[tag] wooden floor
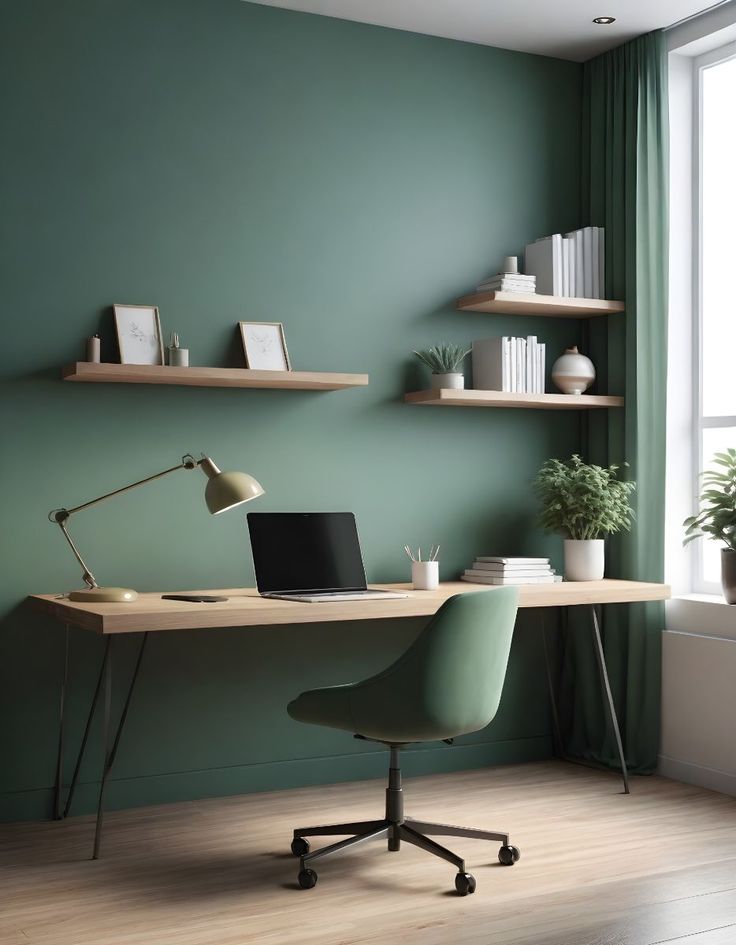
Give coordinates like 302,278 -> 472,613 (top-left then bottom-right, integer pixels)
2,761 -> 736,945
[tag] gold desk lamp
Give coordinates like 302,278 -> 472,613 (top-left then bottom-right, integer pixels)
49,453 -> 264,602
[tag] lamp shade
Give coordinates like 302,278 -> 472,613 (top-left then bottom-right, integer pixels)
200,457 -> 265,514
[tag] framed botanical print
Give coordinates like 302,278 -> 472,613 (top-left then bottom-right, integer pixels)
114,304 -> 164,365
239,321 -> 291,371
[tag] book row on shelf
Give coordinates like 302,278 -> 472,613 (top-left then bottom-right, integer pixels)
525,226 -> 605,299
472,336 -> 545,395
461,557 -> 559,586
469,226 -> 606,301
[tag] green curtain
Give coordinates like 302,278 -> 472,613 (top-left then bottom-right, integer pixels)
558,31 -> 669,774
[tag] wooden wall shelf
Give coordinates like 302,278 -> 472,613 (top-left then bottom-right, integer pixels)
456,291 -> 625,318
405,389 -> 623,410
62,362 -> 369,391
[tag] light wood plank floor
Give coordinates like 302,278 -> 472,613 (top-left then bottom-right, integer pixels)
2,761 -> 736,945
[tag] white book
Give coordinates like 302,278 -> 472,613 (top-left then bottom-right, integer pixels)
470,567 -> 555,577
597,227 -> 605,298
565,230 -> 584,297
462,574 -> 556,586
526,336 -> 536,396
537,344 -> 547,394
509,337 -> 517,392
503,337 -> 511,391
552,233 -> 563,295
582,227 -> 594,298
592,228 -> 600,298
525,235 -> 562,296
517,337 -> 526,392
472,561 -> 554,571
561,238 -> 570,297
472,338 -> 506,391
476,556 -> 550,564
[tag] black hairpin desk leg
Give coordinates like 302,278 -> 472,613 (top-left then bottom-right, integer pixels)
92,632 -> 149,859
590,605 -> 630,795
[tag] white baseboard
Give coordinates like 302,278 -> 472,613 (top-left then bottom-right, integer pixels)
658,754 -> 736,796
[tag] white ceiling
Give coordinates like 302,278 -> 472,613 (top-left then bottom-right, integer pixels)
246,0 -> 718,61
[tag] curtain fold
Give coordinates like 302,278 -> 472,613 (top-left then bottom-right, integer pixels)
559,31 -> 669,774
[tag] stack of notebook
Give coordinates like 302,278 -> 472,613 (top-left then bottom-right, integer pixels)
461,557 -> 558,586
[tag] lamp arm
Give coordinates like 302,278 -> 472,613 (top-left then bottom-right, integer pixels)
49,453 -> 202,591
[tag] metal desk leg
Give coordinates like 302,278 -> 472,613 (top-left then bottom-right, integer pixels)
63,637 -> 112,819
590,605 -> 630,795
92,632 -> 149,860
53,625 -> 70,821
539,609 -> 563,756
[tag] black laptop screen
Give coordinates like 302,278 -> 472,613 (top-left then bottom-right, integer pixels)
247,512 -> 368,594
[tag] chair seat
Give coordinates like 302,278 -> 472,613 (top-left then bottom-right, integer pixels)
287,684 -> 356,735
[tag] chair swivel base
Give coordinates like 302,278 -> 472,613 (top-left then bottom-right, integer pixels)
289,746 -> 520,895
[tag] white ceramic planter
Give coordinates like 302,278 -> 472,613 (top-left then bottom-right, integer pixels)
412,560 -> 439,590
564,539 -> 604,581
430,372 -> 464,390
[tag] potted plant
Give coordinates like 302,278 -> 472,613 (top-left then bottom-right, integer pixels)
683,449 -> 736,603
413,344 -> 470,390
533,454 -> 636,581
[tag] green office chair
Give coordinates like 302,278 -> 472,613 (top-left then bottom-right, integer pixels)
287,587 -> 520,896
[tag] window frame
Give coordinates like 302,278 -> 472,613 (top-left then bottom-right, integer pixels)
692,40 -> 736,594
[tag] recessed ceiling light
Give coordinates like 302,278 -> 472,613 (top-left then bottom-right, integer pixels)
593,16 -> 616,24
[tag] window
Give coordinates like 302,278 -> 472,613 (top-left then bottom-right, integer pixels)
693,43 -> 736,593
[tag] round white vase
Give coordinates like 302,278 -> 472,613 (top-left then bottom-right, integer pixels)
564,539 -> 605,581
552,346 -> 595,395
430,372 -> 464,390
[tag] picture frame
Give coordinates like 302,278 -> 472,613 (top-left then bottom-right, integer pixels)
239,321 -> 291,372
113,304 -> 164,365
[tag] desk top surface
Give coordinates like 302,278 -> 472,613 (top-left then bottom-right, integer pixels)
27,580 -> 670,635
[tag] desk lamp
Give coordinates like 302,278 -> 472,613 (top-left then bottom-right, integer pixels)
49,453 -> 264,602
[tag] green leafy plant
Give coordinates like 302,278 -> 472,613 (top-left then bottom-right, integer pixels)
413,344 -> 470,374
533,454 -> 636,540
683,449 -> 736,551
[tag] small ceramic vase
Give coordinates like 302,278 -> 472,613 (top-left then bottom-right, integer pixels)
551,345 -> 595,395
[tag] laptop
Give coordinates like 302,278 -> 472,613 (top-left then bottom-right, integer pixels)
247,512 -> 409,603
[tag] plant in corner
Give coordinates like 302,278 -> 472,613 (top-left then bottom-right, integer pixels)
533,454 -> 636,581
413,344 -> 470,391
683,449 -> 736,603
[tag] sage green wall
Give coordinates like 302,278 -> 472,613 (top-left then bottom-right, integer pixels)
0,0 -> 583,821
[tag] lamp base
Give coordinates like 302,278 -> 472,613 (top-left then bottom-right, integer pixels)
68,587 -> 139,603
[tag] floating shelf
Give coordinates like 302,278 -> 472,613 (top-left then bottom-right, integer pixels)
456,291 -> 625,318
62,362 -> 369,391
405,389 -> 623,410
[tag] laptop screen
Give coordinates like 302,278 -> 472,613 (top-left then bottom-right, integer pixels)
247,512 -> 368,594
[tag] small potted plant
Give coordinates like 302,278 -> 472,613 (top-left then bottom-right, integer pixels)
413,344 -> 470,390
683,449 -> 736,603
533,454 -> 636,581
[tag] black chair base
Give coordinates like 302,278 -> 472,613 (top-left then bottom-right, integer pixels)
290,746 -> 520,895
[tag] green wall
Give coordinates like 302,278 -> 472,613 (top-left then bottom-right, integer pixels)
0,0 -> 583,821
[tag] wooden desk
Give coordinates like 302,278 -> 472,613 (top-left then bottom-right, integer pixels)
28,579 -> 669,635
27,579 -> 669,857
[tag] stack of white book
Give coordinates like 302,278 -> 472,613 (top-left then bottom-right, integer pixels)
472,336 -> 545,394
524,227 -> 605,298
462,557 -> 558,586
476,272 -> 536,294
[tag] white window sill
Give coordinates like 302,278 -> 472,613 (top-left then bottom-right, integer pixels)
666,594 -> 736,640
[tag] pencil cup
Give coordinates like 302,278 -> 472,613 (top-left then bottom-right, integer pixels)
412,560 -> 439,590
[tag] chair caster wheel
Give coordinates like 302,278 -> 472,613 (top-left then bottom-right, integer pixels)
291,837 -> 310,857
498,844 -> 520,865
298,868 -> 318,889
455,872 -> 476,896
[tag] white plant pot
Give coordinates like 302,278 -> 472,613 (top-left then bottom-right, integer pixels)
564,539 -> 605,581
430,372 -> 464,390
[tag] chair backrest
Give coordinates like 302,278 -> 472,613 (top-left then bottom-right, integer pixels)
351,587 -> 519,743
